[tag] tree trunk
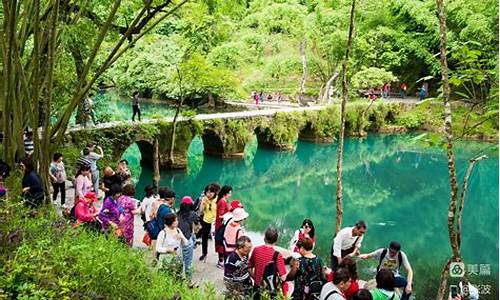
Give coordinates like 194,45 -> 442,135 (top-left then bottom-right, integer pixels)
207,91 -> 215,108
168,66 -> 185,167
435,0 -> 461,297
299,39 -> 307,106
322,71 -> 340,104
153,138 -> 160,192
335,0 -> 356,233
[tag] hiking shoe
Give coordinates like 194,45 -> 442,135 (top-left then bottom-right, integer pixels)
216,261 -> 224,269
199,254 -> 207,261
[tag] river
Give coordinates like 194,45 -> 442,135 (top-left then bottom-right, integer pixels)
123,134 -> 498,299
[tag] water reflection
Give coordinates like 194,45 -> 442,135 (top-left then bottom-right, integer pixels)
125,134 -> 499,298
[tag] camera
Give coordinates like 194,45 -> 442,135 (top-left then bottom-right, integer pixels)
450,285 -> 460,298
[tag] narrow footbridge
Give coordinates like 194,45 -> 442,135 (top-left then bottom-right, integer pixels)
67,101 -> 416,170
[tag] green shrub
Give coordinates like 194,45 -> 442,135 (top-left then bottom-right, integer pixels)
0,199 -> 213,300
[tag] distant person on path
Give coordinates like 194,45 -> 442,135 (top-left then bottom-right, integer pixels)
223,207 -> 249,254
330,220 -> 367,271
177,196 -> 199,280
399,83 -> 407,99
319,268 -> 351,300
287,237 -> 327,300
259,91 -> 264,103
49,152 -> 67,207
82,143 -> 103,195
140,185 -> 159,222
418,84 -> 426,101
248,227 -> 297,299
267,94 -> 273,101
224,235 -> 253,299
20,157 -> 44,207
359,241 -> 413,300
132,91 -> 141,121
117,159 -> 132,186
382,83 -> 391,98
75,164 -> 93,201
24,130 -> 34,158
369,269 -> 399,300
156,213 -> 188,277
289,218 -> 316,253
198,183 -> 220,261
83,93 -> 97,127
98,184 -> 122,233
276,91 -> 283,103
215,185 -> 232,267
118,184 -> 140,247
102,167 -> 123,199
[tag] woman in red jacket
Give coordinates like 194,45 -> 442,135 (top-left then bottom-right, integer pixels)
74,191 -> 100,231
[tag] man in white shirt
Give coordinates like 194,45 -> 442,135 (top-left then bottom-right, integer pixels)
359,241 -> 413,300
319,268 -> 351,300
330,220 -> 367,271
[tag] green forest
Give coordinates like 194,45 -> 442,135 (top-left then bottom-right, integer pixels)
0,0 -> 498,299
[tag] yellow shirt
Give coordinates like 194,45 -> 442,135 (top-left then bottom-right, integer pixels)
202,197 -> 217,223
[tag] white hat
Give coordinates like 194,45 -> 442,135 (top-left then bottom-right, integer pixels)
232,208 -> 249,222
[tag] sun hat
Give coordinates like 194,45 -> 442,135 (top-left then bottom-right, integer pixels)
232,207 -> 249,222
181,196 -> 193,205
230,199 -> 243,211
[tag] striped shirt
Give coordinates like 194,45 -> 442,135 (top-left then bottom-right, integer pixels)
248,245 -> 286,286
76,156 -> 91,168
24,137 -> 34,155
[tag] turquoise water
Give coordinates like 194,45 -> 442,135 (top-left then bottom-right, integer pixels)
123,134 -> 499,299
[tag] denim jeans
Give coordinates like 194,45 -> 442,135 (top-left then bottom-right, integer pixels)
182,236 -> 195,279
394,275 -> 412,300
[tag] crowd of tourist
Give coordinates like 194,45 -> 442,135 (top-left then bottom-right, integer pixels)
5,135 -> 478,300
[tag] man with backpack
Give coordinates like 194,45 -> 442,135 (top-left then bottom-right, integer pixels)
358,241 -> 413,300
224,235 -> 253,299
249,227 -> 298,299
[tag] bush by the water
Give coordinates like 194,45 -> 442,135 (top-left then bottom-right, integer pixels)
0,196 -> 214,299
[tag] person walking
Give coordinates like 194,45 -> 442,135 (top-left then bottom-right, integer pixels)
156,213 -> 188,278
49,152 -> 67,207
224,235 -> 253,299
418,84 -> 426,101
198,183 -> 220,261
359,241 -> 413,300
132,91 -> 141,121
215,185 -> 232,267
150,188 -> 176,256
330,220 -> 367,271
177,196 -> 199,280
399,83 -> 407,99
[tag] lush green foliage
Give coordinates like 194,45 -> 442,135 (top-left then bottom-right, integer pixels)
0,198 -> 213,299
351,67 -> 398,89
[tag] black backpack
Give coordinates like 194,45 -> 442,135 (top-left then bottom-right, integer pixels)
261,251 -> 281,298
377,248 -> 403,272
214,217 -> 232,244
300,257 -> 325,299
